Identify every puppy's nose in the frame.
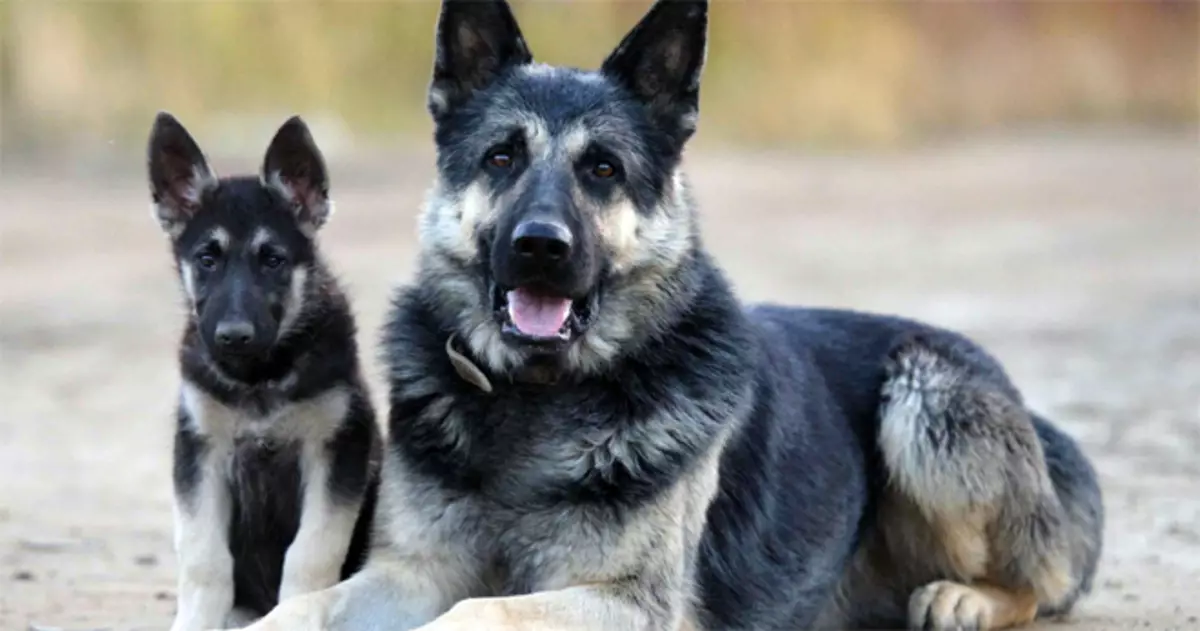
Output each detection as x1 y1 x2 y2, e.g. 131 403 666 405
512 220 573 266
215 320 255 349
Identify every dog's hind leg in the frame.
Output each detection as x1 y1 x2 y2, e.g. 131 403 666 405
876 334 1103 630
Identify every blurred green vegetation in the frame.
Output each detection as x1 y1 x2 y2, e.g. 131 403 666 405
1 0 1196 158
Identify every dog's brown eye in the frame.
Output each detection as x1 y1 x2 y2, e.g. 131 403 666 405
263 254 286 270
487 152 513 169
593 161 615 179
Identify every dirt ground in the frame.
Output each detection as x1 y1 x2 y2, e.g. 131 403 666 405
1 129 1197 630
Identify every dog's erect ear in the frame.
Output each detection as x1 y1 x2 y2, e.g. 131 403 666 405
147 112 217 236
428 0 533 119
601 0 708 144
261 116 332 233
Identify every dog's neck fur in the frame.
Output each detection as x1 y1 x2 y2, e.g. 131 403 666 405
179 267 361 413
386 247 760 507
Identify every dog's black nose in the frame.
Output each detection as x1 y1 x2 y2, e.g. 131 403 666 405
215 320 255 349
512 220 573 266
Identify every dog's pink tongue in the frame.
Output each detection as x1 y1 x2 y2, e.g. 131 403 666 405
507 289 572 338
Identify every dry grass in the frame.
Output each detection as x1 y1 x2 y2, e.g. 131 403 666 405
1 0 1196 155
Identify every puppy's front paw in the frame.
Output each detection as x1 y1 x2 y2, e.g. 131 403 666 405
173 610 230 631
204 618 288 631
209 604 322 631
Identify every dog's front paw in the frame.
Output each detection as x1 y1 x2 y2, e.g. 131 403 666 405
414 598 539 631
908 581 994 630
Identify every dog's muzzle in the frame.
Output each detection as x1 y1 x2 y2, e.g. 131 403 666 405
490 216 600 351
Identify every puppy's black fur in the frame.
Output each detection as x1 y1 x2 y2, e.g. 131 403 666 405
151 114 380 629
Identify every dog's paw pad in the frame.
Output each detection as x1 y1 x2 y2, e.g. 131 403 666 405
908 581 993 630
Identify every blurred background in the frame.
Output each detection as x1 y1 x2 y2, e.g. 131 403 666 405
2 0 1197 160
1 2 1198 630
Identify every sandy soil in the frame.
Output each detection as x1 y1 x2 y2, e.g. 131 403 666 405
1 130 1197 630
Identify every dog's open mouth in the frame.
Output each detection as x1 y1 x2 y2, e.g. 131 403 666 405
492 284 597 348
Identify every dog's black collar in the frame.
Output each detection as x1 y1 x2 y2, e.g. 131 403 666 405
445 335 561 392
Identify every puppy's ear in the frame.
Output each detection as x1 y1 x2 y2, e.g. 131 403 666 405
261 116 332 233
428 0 533 120
601 0 708 146
147 112 217 237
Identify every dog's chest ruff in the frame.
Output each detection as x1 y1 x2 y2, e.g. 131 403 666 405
180 380 350 448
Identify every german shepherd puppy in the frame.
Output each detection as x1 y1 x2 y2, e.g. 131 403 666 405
148 113 381 631
230 1 1103 630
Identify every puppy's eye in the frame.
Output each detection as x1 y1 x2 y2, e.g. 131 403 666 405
592 161 616 179
196 252 219 270
486 151 513 169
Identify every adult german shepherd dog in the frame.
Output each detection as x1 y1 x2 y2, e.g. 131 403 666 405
232 1 1102 629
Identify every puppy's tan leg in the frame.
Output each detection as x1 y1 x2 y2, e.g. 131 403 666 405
909 581 1038 630
224 607 261 629
278 447 362 602
221 576 343 631
172 445 234 631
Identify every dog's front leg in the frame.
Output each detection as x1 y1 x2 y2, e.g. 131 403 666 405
226 543 476 631
414 582 685 631
171 429 234 631
279 435 367 602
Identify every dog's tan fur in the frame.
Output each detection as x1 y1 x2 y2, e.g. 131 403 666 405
225 416 734 631
417 108 700 380
227 328 1098 631
215 2 1100 629
813 340 1096 629
910 581 1040 630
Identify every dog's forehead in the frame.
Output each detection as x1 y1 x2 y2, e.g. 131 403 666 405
435 65 672 193
178 178 302 249
250 226 285 250
181 220 263 253
485 66 642 146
